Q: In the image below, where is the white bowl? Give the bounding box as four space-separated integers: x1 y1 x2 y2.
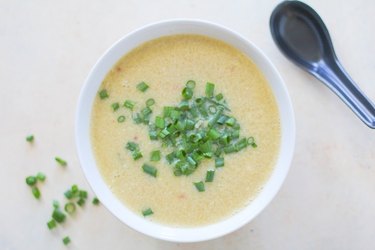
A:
76 19 295 242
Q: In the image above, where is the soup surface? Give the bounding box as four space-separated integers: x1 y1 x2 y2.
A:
91 35 280 226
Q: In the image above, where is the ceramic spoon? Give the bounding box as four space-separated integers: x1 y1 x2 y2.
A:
270 1 375 128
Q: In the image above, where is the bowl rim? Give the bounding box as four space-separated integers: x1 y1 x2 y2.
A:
75 18 295 242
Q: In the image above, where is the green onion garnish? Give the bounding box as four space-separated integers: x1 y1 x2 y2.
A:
182 87 193 100
142 208 153 217
205 82 215 97
26 135 34 142
186 80 196 89
62 236 71 245
193 181 205 192
55 157 67 167
155 116 165 129
92 197 100 205
36 172 46 182
247 136 257 148
77 198 85 207
205 170 215 182
32 186 41 199
146 98 155 107
126 141 139 151
117 115 126 123
215 93 224 101
79 190 88 199
99 89 109 99
150 150 161 162
215 157 224 168
124 100 135 110
64 190 73 199
53 200 60 208
136 81 149 92
26 176 37 186
64 202 76 214
52 209 66 223
132 151 143 160
112 102 120 111
142 164 157 177
47 219 57 230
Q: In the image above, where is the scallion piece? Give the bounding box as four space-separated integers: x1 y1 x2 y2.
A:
26 176 37 186
155 116 165 129
182 87 193 100
92 197 100 205
132 151 143 160
111 102 120 111
124 100 135 110
99 89 109 99
79 190 88 199
186 80 196 89
136 81 149 92
208 128 221 140
215 157 224 168
52 209 66 223
26 135 34 142
215 93 224 101
142 164 157 177
126 141 139 151
62 236 71 245
205 170 215 182
247 137 257 148
32 186 41 199
77 198 85 207
146 98 155 107
71 185 78 194
47 219 56 230
55 157 67 167
64 190 73 199
64 202 76 214
150 150 161 162
205 82 215 97
53 200 60 208
117 115 126 123
193 181 205 192
142 208 153 217
36 172 46 182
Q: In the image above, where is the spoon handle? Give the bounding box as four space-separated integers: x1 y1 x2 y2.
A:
316 60 375 128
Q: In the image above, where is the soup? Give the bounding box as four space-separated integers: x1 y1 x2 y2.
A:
91 35 280 226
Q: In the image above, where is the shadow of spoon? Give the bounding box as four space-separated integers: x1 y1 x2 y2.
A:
270 0 375 128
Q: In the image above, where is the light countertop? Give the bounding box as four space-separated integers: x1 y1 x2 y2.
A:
1 0 375 249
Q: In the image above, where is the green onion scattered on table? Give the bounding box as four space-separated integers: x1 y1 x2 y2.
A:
111 102 120 111
47 219 57 230
92 197 100 205
62 236 71 245
64 202 76 214
150 150 161 162
193 181 205 192
99 89 109 99
32 186 41 199
26 176 37 186
205 170 215 182
137 81 149 92
117 115 126 123
142 164 157 177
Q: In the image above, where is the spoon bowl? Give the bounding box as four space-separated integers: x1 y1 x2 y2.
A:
270 1 375 128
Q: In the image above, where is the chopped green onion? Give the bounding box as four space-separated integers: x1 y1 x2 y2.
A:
142 164 157 177
132 151 143 160
26 135 34 142
62 236 71 245
193 181 205 192
150 150 161 162
36 172 46 182
136 81 149 92
71 185 78 194
99 89 109 99
186 80 196 89
224 145 236 154
205 82 215 97
77 198 85 207
215 157 224 168
117 115 126 123
26 176 37 186
146 98 155 107
55 157 67 167
64 202 76 214
64 190 73 199
142 208 153 217
32 186 41 199
205 170 215 182
155 116 165 129
79 190 88 199
235 138 248 151
247 137 257 148
208 105 217 114
141 107 152 117
166 152 176 164
111 102 120 111
208 128 221 140
225 117 236 126
52 209 66 223
182 87 193 100
47 219 56 230
92 197 100 205
124 100 135 110
215 93 224 101
126 141 139 151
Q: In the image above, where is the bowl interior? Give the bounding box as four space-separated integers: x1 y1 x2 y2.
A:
76 19 295 242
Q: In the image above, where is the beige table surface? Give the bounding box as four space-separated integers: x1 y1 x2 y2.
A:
1 0 375 249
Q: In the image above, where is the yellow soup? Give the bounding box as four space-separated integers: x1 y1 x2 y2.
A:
91 35 280 227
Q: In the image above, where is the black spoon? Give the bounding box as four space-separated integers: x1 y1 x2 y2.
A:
270 1 375 128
